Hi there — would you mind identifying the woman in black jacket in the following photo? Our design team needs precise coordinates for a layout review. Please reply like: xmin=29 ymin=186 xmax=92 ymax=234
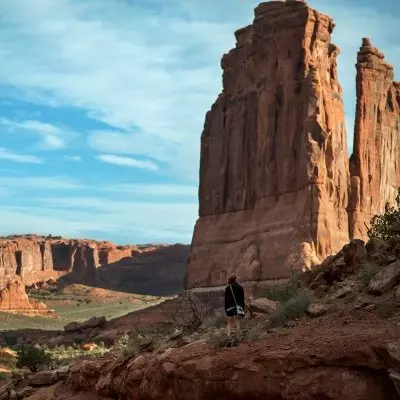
xmin=224 ymin=274 xmax=245 ymax=346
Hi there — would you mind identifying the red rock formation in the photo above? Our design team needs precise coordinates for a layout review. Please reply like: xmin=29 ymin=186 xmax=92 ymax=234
xmin=349 ymin=38 xmax=400 ymax=240
xmin=0 ymin=278 xmax=49 ymax=316
xmin=187 ymin=1 xmax=350 ymax=289
xmin=0 ymin=236 xmax=142 ymax=288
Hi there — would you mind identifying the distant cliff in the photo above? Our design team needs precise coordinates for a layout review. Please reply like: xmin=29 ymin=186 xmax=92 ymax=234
xmin=0 ymin=235 xmax=188 ymax=293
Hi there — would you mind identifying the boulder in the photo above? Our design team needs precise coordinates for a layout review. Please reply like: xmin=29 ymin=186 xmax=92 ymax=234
xmin=368 ymin=261 xmax=400 ymax=294
xmin=16 ymin=386 xmax=36 ymax=398
xmin=80 ymin=343 xmax=97 ymax=352
xmin=247 ymin=297 xmax=278 ymax=317
xmin=306 ymin=304 xmax=329 ymax=318
xmin=333 ymin=286 xmax=352 ymax=299
xmin=342 ymin=240 xmax=367 ymax=271
xmin=29 ymin=370 xmax=58 ymax=386
xmin=64 ymin=317 xmax=106 ymax=333
xmin=0 ymin=348 xmax=16 ymax=359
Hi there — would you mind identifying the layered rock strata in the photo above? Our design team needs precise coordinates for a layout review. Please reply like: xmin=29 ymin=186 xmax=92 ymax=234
xmin=0 ymin=235 xmax=139 ymax=288
xmin=0 ymin=278 xmax=50 ymax=316
xmin=349 ymin=38 xmax=400 ymax=239
xmin=187 ymin=3 xmax=400 ymax=289
xmin=187 ymin=1 xmax=350 ymax=288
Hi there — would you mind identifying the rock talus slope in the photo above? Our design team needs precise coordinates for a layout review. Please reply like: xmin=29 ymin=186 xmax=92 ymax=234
xmin=349 ymin=38 xmax=400 ymax=240
xmin=187 ymin=1 xmax=350 ymax=288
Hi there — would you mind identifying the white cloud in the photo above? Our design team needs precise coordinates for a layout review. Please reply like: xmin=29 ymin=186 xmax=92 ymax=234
xmin=0 ymin=176 xmax=82 ymax=190
xmin=1 ymin=199 xmax=197 ymax=242
xmin=108 ymin=183 xmax=197 ymax=197
xmin=0 ymin=0 xmax=252 ymax=181
xmin=96 ymin=154 xmax=159 ymax=171
xmin=65 ymin=155 xmax=82 ymax=162
xmin=0 ymin=118 xmax=76 ymax=150
xmin=0 ymin=148 xmax=42 ymax=164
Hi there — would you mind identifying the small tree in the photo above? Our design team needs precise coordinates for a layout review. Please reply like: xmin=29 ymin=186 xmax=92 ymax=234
xmin=172 ymin=292 xmax=208 ymax=332
xmin=368 ymin=190 xmax=400 ymax=242
xmin=16 ymin=345 xmax=52 ymax=372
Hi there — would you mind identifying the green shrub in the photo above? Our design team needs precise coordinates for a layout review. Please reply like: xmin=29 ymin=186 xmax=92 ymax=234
xmin=376 ymin=302 xmax=396 ymax=319
xmin=267 ymin=293 xmax=310 ymax=328
xmin=0 ymin=372 xmax=9 ymax=381
xmin=16 ymin=345 xmax=53 ymax=372
xmin=207 ymin=330 xmax=228 ymax=349
xmin=261 ymin=272 xmax=302 ymax=303
xmin=2 ymin=333 xmax=17 ymax=347
xmin=368 ymin=190 xmax=400 ymax=242
xmin=242 ymin=324 xmax=267 ymax=343
xmin=357 ymin=263 xmax=380 ymax=287
xmin=200 ymin=312 xmax=226 ymax=331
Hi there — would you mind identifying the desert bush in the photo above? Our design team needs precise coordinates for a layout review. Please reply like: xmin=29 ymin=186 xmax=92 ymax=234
xmin=0 ymin=372 xmax=9 ymax=381
xmin=261 ymin=272 xmax=302 ymax=303
xmin=357 ymin=263 xmax=380 ymax=287
xmin=172 ymin=292 xmax=209 ymax=332
xmin=16 ymin=345 xmax=53 ymax=372
xmin=200 ymin=312 xmax=226 ymax=331
xmin=2 ymin=333 xmax=17 ymax=347
xmin=267 ymin=292 xmax=310 ymax=328
xmin=207 ymin=330 xmax=228 ymax=349
xmin=242 ymin=324 xmax=267 ymax=342
xmin=112 ymin=332 xmax=163 ymax=359
xmin=368 ymin=190 xmax=400 ymax=242
xmin=376 ymin=301 xmax=397 ymax=319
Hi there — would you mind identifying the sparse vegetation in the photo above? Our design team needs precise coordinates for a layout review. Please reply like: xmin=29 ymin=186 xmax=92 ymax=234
xmin=376 ymin=301 xmax=397 ymax=319
xmin=16 ymin=345 xmax=53 ymax=372
xmin=200 ymin=312 xmax=226 ymax=331
xmin=207 ymin=330 xmax=228 ymax=349
xmin=260 ymin=272 xmax=302 ymax=303
xmin=0 ymin=372 xmax=9 ymax=381
xmin=172 ymin=292 xmax=209 ymax=332
xmin=357 ymin=263 xmax=380 ymax=287
xmin=267 ymin=293 xmax=310 ymax=328
xmin=368 ymin=190 xmax=400 ymax=242
xmin=0 ymin=284 xmax=163 ymax=331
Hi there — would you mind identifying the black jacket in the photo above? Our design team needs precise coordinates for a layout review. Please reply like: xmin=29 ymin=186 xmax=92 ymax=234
xmin=225 ymin=283 xmax=245 ymax=310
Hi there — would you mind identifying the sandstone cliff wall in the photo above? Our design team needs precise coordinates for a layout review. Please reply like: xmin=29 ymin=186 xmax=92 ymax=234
xmin=349 ymin=38 xmax=400 ymax=240
xmin=187 ymin=1 xmax=350 ymax=288
xmin=0 ymin=236 xmax=138 ymax=288
xmin=187 ymin=2 xmax=400 ymax=289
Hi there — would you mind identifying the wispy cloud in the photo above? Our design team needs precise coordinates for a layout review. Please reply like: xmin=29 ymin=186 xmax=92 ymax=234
xmin=0 ymin=117 xmax=76 ymax=150
xmin=0 ymin=176 xmax=82 ymax=190
xmin=65 ymin=155 xmax=82 ymax=162
xmin=108 ymin=183 xmax=197 ymax=197
xmin=0 ymin=148 xmax=42 ymax=164
xmin=0 ymin=0 xmax=250 ymax=180
xmin=96 ymin=154 xmax=159 ymax=171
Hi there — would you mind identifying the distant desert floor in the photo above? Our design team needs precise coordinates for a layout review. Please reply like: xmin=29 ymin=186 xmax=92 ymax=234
xmin=0 ymin=284 xmax=165 ymax=331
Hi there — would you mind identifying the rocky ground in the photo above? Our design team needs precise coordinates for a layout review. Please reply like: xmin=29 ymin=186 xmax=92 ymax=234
xmin=1 ymin=236 xmax=400 ymax=399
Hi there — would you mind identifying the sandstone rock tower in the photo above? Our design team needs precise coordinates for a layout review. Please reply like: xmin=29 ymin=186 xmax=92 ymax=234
xmin=187 ymin=2 xmax=400 ymax=290
xmin=349 ymin=38 xmax=400 ymax=239
xmin=187 ymin=1 xmax=350 ymax=289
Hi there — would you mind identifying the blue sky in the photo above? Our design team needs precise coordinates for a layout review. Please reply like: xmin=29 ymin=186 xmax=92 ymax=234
xmin=0 ymin=0 xmax=399 ymax=244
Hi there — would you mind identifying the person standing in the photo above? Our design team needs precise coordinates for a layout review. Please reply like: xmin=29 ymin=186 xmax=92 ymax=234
xmin=224 ymin=274 xmax=245 ymax=347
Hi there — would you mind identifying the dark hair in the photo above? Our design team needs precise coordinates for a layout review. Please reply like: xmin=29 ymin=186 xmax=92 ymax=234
xmin=228 ymin=274 xmax=237 ymax=285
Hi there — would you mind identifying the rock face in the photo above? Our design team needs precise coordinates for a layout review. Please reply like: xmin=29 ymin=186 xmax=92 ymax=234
xmin=187 ymin=2 xmax=400 ymax=290
xmin=349 ymin=38 xmax=400 ymax=240
xmin=0 ymin=278 xmax=49 ymax=315
xmin=187 ymin=1 xmax=350 ymax=289
xmin=0 ymin=235 xmax=171 ymax=290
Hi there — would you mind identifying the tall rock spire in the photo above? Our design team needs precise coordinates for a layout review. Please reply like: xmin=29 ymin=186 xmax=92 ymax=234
xmin=349 ymin=38 xmax=400 ymax=239
xmin=187 ymin=1 xmax=350 ymax=289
